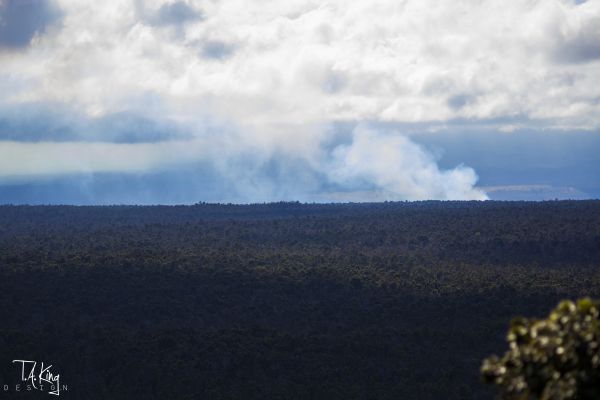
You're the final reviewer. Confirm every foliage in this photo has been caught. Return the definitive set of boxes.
[0,200,599,399]
[482,298,600,400]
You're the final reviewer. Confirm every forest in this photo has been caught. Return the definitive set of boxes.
[0,200,599,399]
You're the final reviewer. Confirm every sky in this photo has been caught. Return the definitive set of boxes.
[0,0,599,204]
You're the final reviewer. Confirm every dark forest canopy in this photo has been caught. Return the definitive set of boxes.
[0,200,599,399]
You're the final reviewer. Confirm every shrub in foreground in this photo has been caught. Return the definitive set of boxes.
[482,298,600,399]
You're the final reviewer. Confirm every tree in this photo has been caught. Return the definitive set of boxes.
[482,298,600,400]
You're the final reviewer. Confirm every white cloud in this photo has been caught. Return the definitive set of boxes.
[1,0,598,200]
[2,0,598,126]
[0,139,210,180]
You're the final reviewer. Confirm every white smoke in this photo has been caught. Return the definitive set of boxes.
[0,125,488,201]
[326,126,487,200]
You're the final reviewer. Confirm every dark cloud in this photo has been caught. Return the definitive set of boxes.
[201,41,235,60]
[150,1,202,26]
[0,0,61,49]
[557,41,600,64]
[322,71,346,94]
[0,164,227,205]
[552,17,600,63]
[0,103,189,143]
[447,94,475,110]
[0,156,325,205]
[93,112,189,143]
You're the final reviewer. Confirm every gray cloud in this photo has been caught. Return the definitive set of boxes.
[447,94,475,111]
[555,33,600,64]
[322,71,347,94]
[148,1,202,26]
[201,40,235,60]
[0,0,61,49]
[549,4,600,64]
[0,103,189,143]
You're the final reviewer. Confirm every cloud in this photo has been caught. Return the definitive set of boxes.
[447,94,476,111]
[201,40,235,60]
[0,0,598,202]
[0,139,210,180]
[3,0,593,126]
[0,103,190,142]
[0,124,488,201]
[0,0,61,49]
[551,2,600,63]
[140,0,202,27]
